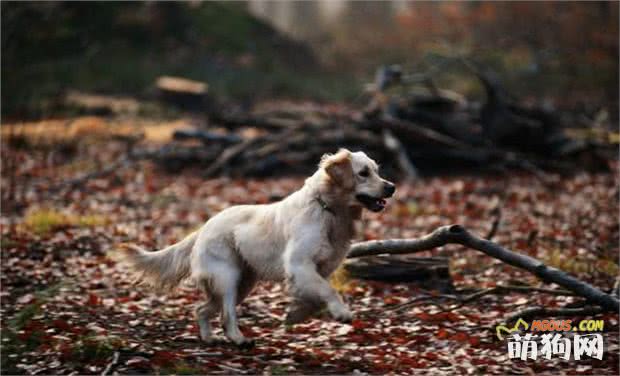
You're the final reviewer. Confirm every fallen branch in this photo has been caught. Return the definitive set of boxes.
[203,138,259,178]
[348,225,620,312]
[210,112,299,131]
[173,128,242,145]
[101,351,120,376]
[48,154,134,195]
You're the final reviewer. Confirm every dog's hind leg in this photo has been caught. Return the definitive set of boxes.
[236,269,257,308]
[218,269,256,347]
[195,280,221,344]
[193,238,255,347]
[195,298,220,344]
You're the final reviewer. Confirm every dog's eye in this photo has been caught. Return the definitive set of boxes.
[358,168,369,178]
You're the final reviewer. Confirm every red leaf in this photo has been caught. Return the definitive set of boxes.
[151,350,177,367]
[416,312,431,321]
[422,352,438,361]
[400,357,426,368]
[52,319,72,331]
[383,296,399,305]
[436,328,449,339]
[468,335,481,346]
[417,312,460,322]
[392,336,408,344]
[451,331,469,342]
[88,293,100,306]
[351,319,370,330]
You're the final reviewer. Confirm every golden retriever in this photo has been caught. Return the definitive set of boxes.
[118,149,395,346]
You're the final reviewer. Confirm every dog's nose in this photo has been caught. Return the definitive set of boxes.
[383,182,396,197]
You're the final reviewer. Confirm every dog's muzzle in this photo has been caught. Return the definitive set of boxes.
[356,182,396,212]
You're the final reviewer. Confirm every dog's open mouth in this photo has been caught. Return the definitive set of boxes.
[356,194,388,212]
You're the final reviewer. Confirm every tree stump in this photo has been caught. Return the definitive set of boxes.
[156,76,208,111]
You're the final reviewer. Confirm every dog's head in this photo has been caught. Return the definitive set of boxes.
[320,149,395,212]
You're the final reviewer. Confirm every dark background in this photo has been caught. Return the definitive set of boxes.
[2,1,618,121]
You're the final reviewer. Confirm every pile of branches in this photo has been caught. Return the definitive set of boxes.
[154,60,615,179]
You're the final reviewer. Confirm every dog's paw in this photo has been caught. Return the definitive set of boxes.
[201,336,226,346]
[333,310,353,323]
[285,311,305,325]
[328,302,353,323]
[285,305,314,325]
[232,337,255,349]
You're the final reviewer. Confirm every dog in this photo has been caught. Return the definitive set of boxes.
[117,149,395,346]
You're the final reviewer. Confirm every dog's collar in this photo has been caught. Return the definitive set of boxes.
[315,196,335,215]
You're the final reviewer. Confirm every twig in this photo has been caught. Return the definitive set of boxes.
[451,285,575,312]
[393,285,575,313]
[203,137,258,178]
[348,225,620,312]
[203,123,308,178]
[388,294,458,312]
[460,287,500,304]
[101,351,119,376]
[218,364,247,374]
[493,285,575,296]
[486,207,502,240]
[61,156,134,191]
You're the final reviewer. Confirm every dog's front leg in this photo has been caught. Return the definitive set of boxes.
[285,241,352,323]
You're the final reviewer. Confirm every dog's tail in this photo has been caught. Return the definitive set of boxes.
[115,231,199,291]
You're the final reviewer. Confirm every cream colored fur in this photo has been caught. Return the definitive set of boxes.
[118,149,394,346]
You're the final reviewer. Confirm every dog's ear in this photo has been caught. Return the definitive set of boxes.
[321,149,353,188]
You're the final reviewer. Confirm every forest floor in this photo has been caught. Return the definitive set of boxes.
[1,116,619,375]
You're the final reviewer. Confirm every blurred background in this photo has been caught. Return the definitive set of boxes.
[3,1,617,179]
[2,1,618,119]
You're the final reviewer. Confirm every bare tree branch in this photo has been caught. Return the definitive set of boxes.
[348,225,620,312]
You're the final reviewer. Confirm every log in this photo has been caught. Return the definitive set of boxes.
[348,225,620,312]
[173,128,242,145]
[210,113,299,131]
[156,76,208,111]
[344,255,453,291]
[156,76,208,95]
